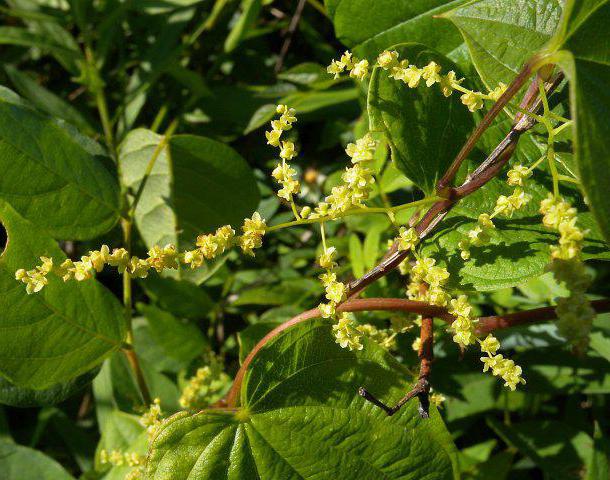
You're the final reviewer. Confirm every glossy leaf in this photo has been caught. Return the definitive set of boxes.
[119,130,259,263]
[147,319,457,479]
[368,43,474,194]
[325,0,468,59]
[0,202,125,388]
[444,0,563,88]
[0,87,120,239]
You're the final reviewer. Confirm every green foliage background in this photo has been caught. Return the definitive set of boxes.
[0,0,609,479]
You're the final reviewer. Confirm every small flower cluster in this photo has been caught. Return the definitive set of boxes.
[458,214,495,261]
[540,194,586,261]
[356,323,397,350]
[341,49,508,112]
[317,247,347,319]
[404,255,525,389]
[406,257,451,308]
[267,105,301,205]
[312,134,377,218]
[100,449,144,467]
[397,226,419,252]
[15,256,53,294]
[541,195,595,353]
[239,212,266,256]
[507,165,532,187]
[16,213,268,293]
[479,333,526,390]
[448,295,478,348]
[179,356,230,409]
[327,51,369,80]
[332,312,364,351]
[493,188,532,218]
[139,398,163,440]
[184,225,235,268]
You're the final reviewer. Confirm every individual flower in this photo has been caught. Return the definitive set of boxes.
[479,334,500,355]
[507,164,532,186]
[350,59,369,80]
[461,91,484,112]
[440,71,462,97]
[421,61,442,87]
[488,82,507,101]
[377,50,399,69]
[318,247,338,270]
[397,226,419,252]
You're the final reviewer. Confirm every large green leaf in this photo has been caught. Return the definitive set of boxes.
[119,130,259,264]
[368,43,474,194]
[0,87,120,239]
[0,202,125,389]
[325,0,468,59]
[444,0,563,88]
[146,319,458,479]
[0,440,75,480]
[542,0,610,242]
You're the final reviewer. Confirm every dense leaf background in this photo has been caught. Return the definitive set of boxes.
[0,0,609,479]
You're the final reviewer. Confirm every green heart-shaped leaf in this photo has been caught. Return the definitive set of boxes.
[444,0,563,88]
[368,43,474,194]
[146,319,458,479]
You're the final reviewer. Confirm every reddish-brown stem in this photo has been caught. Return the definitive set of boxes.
[225,298,610,408]
[436,61,534,191]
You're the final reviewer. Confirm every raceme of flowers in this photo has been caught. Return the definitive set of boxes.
[327,49,507,112]
[267,105,301,210]
[179,355,231,409]
[458,165,534,261]
[541,194,595,353]
[15,214,267,294]
[397,231,525,390]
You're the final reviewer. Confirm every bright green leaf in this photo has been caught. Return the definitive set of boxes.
[0,87,120,239]
[326,0,468,59]
[444,0,563,88]
[0,440,75,479]
[147,319,457,479]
